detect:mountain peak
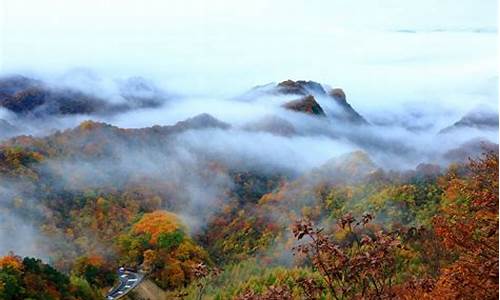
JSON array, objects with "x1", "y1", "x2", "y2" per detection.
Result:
[
  {"x1": 326, "y1": 87, "x2": 368, "y2": 125},
  {"x1": 276, "y1": 79, "x2": 326, "y2": 96},
  {"x1": 282, "y1": 95, "x2": 326, "y2": 116},
  {"x1": 329, "y1": 88, "x2": 346, "y2": 102},
  {"x1": 272, "y1": 80, "x2": 367, "y2": 124}
]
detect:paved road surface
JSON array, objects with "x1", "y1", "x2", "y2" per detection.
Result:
[{"x1": 106, "y1": 268, "x2": 144, "y2": 300}]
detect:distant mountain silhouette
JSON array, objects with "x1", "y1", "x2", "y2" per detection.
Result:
[
  {"x1": 243, "y1": 115, "x2": 297, "y2": 136},
  {"x1": 0, "y1": 75, "x2": 168, "y2": 117},
  {"x1": 439, "y1": 110, "x2": 498, "y2": 133}
]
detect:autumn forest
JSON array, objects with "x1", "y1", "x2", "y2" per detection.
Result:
[
  {"x1": 0, "y1": 74, "x2": 498, "y2": 300},
  {"x1": 1, "y1": 1, "x2": 499, "y2": 299}
]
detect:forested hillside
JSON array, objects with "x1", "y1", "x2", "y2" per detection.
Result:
[{"x1": 0, "y1": 113, "x2": 498, "y2": 299}]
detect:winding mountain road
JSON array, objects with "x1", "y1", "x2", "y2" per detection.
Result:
[{"x1": 106, "y1": 268, "x2": 144, "y2": 300}]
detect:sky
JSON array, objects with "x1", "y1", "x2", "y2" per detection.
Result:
[{"x1": 0, "y1": 0, "x2": 498, "y2": 114}]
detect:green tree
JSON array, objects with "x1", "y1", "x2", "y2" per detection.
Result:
[{"x1": 157, "y1": 230, "x2": 184, "y2": 250}]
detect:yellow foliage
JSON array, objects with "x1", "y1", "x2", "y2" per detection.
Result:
[
  {"x1": 142, "y1": 249, "x2": 157, "y2": 272},
  {"x1": 96, "y1": 197, "x2": 107, "y2": 207}
]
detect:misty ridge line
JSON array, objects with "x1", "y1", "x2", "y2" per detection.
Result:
[
  {"x1": 0, "y1": 72, "x2": 496, "y2": 130},
  {"x1": 0, "y1": 75, "x2": 497, "y2": 225},
  {"x1": 0, "y1": 72, "x2": 498, "y2": 198},
  {"x1": 0, "y1": 72, "x2": 498, "y2": 173}
]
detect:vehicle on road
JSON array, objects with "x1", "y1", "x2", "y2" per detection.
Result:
[{"x1": 106, "y1": 267, "x2": 144, "y2": 300}]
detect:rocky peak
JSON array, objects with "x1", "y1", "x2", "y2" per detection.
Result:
[
  {"x1": 327, "y1": 87, "x2": 368, "y2": 125},
  {"x1": 282, "y1": 95, "x2": 326, "y2": 116},
  {"x1": 329, "y1": 88, "x2": 346, "y2": 103},
  {"x1": 277, "y1": 80, "x2": 327, "y2": 96},
  {"x1": 273, "y1": 80, "x2": 368, "y2": 124}
]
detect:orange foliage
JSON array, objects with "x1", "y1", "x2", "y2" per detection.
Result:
[
  {"x1": 0, "y1": 254, "x2": 22, "y2": 270},
  {"x1": 133, "y1": 210, "x2": 181, "y2": 244},
  {"x1": 86, "y1": 255, "x2": 105, "y2": 267}
]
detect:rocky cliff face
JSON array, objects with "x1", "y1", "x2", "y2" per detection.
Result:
[{"x1": 282, "y1": 95, "x2": 326, "y2": 116}]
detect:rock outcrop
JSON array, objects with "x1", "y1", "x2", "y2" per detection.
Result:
[
  {"x1": 282, "y1": 95, "x2": 326, "y2": 116},
  {"x1": 249, "y1": 79, "x2": 368, "y2": 124}
]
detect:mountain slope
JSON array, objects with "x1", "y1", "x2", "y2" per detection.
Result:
[{"x1": 440, "y1": 110, "x2": 498, "y2": 133}]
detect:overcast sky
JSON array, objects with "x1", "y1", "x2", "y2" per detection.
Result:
[{"x1": 0, "y1": 0, "x2": 497, "y2": 114}]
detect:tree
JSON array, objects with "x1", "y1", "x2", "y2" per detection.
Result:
[
  {"x1": 0, "y1": 254, "x2": 99, "y2": 300},
  {"x1": 430, "y1": 152, "x2": 498, "y2": 299},
  {"x1": 117, "y1": 210, "x2": 209, "y2": 290},
  {"x1": 0, "y1": 267, "x2": 23, "y2": 300},
  {"x1": 132, "y1": 211, "x2": 181, "y2": 244},
  {"x1": 158, "y1": 230, "x2": 184, "y2": 250},
  {"x1": 72, "y1": 255, "x2": 115, "y2": 287},
  {"x1": 293, "y1": 213, "x2": 405, "y2": 299}
]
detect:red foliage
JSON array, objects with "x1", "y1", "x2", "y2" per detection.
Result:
[
  {"x1": 429, "y1": 152, "x2": 498, "y2": 299},
  {"x1": 235, "y1": 284, "x2": 293, "y2": 300}
]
